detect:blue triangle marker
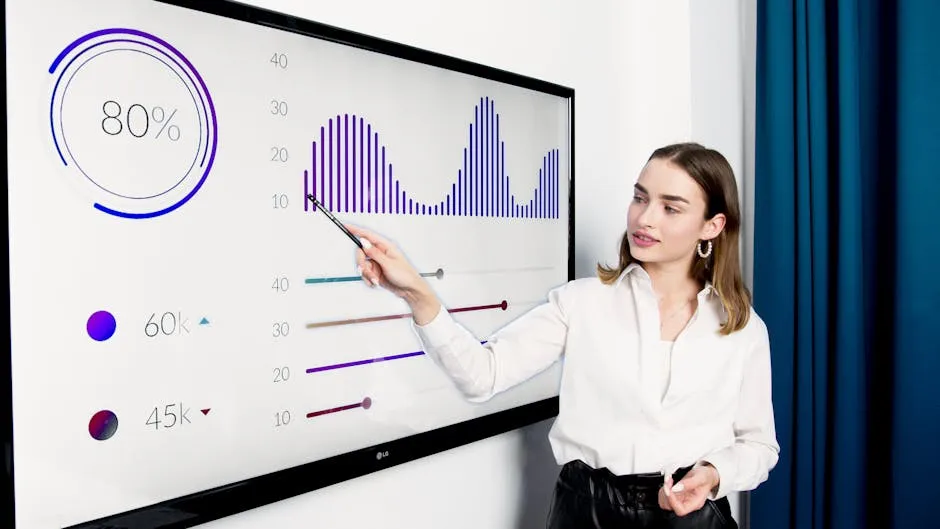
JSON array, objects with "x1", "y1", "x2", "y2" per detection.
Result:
[{"x1": 199, "y1": 317, "x2": 210, "y2": 325}]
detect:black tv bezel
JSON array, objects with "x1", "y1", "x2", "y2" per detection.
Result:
[{"x1": 1, "y1": 0, "x2": 576, "y2": 527}]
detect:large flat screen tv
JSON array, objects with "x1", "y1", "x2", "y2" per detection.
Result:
[{"x1": 2, "y1": 0, "x2": 575, "y2": 527}]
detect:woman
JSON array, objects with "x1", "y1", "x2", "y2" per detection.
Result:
[{"x1": 349, "y1": 142, "x2": 779, "y2": 528}]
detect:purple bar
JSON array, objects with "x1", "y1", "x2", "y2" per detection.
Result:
[
  {"x1": 306, "y1": 350, "x2": 425, "y2": 374},
  {"x1": 549, "y1": 152, "x2": 553, "y2": 218},
  {"x1": 367, "y1": 125, "x2": 371, "y2": 213},
  {"x1": 544, "y1": 154, "x2": 548, "y2": 217},
  {"x1": 539, "y1": 168, "x2": 544, "y2": 218},
  {"x1": 496, "y1": 114, "x2": 501, "y2": 217},
  {"x1": 304, "y1": 170, "x2": 309, "y2": 211},
  {"x1": 335, "y1": 116, "x2": 341, "y2": 211},
  {"x1": 387, "y1": 162, "x2": 392, "y2": 215},
  {"x1": 360, "y1": 118, "x2": 364, "y2": 212},
  {"x1": 311, "y1": 142, "x2": 316, "y2": 210},
  {"x1": 409, "y1": 198, "x2": 413, "y2": 214},
  {"x1": 381, "y1": 147, "x2": 386, "y2": 214},
  {"x1": 352, "y1": 117, "x2": 357, "y2": 212},
  {"x1": 469, "y1": 123, "x2": 474, "y2": 216},
  {"x1": 320, "y1": 128, "x2": 325, "y2": 205},
  {"x1": 553, "y1": 149, "x2": 557, "y2": 218},
  {"x1": 396, "y1": 180, "x2": 400, "y2": 214},
  {"x1": 489, "y1": 99, "x2": 494, "y2": 217},
  {"x1": 369, "y1": 132, "x2": 379, "y2": 213},
  {"x1": 502, "y1": 143, "x2": 507, "y2": 217},
  {"x1": 344, "y1": 114, "x2": 349, "y2": 212},
  {"x1": 462, "y1": 148, "x2": 467, "y2": 215},
  {"x1": 447, "y1": 194, "x2": 451, "y2": 215},
  {"x1": 477, "y1": 101, "x2": 482, "y2": 217},
  {"x1": 434, "y1": 205, "x2": 438, "y2": 215},
  {"x1": 549, "y1": 151, "x2": 553, "y2": 218},
  {"x1": 483, "y1": 98, "x2": 489, "y2": 217},
  {"x1": 328, "y1": 119, "x2": 333, "y2": 211}
]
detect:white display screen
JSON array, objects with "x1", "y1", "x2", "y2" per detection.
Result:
[{"x1": 4, "y1": 0, "x2": 572, "y2": 527}]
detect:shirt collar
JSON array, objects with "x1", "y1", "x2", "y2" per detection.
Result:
[{"x1": 615, "y1": 262, "x2": 719, "y2": 301}]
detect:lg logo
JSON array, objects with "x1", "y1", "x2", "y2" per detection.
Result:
[{"x1": 376, "y1": 450, "x2": 390, "y2": 460}]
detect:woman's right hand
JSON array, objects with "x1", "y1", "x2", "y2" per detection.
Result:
[{"x1": 346, "y1": 224, "x2": 441, "y2": 325}]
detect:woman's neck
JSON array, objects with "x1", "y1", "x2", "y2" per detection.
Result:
[{"x1": 641, "y1": 260, "x2": 701, "y2": 303}]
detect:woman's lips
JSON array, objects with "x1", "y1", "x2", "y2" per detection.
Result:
[{"x1": 631, "y1": 232, "x2": 659, "y2": 248}]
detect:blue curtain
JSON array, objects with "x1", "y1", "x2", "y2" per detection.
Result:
[{"x1": 751, "y1": 1, "x2": 940, "y2": 528}]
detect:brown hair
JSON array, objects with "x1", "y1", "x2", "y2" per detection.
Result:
[{"x1": 596, "y1": 142, "x2": 751, "y2": 334}]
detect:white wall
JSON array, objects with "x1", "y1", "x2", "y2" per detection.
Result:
[{"x1": 201, "y1": 1, "x2": 750, "y2": 527}]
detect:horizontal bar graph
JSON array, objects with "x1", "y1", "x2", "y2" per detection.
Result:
[
  {"x1": 306, "y1": 351, "x2": 424, "y2": 374},
  {"x1": 306, "y1": 397, "x2": 372, "y2": 419},
  {"x1": 302, "y1": 97, "x2": 561, "y2": 219},
  {"x1": 305, "y1": 300, "x2": 508, "y2": 329},
  {"x1": 305, "y1": 341, "x2": 488, "y2": 375},
  {"x1": 305, "y1": 268, "x2": 444, "y2": 285}
]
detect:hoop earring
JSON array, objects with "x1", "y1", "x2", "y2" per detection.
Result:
[{"x1": 697, "y1": 240, "x2": 713, "y2": 259}]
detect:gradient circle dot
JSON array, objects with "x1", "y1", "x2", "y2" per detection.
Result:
[
  {"x1": 88, "y1": 410, "x2": 119, "y2": 441},
  {"x1": 362, "y1": 397, "x2": 372, "y2": 410},
  {"x1": 87, "y1": 310, "x2": 116, "y2": 341}
]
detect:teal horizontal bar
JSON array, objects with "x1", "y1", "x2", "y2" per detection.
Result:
[{"x1": 305, "y1": 276, "x2": 361, "y2": 284}]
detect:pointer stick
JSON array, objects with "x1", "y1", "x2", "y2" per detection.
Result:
[{"x1": 305, "y1": 194, "x2": 371, "y2": 250}]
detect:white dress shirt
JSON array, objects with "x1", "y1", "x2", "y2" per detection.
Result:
[{"x1": 412, "y1": 263, "x2": 780, "y2": 500}]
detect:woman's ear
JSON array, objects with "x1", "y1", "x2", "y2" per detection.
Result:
[{"x1": 701, "y1": 213, "x2": 726, "y2": 240}]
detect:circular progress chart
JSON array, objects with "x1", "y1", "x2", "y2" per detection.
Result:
[{"x1": 48, "y1": 28, "x2": 218, "y2": 219}]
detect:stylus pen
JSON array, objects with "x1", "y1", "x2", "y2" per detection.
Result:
[{"x1": 306, "y1": 194, "x2": 364, "y2": 250}]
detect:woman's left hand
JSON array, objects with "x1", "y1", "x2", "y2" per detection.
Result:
[{"x1": 658, "y1": 463, "x2": 720, "y2": 516}]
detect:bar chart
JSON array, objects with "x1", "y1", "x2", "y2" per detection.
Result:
[{"x1": 302, "y1": 97, "x2": 561, "y2": 219}]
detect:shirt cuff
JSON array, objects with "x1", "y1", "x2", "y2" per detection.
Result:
[{"x1": 698, "y1": 450, "x2": 734, "y2": 500}]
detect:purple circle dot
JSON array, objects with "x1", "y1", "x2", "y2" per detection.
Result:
[
  {"x1": 88, "y1": 410, "x2": 118, "y2": 441},
  {"x1": 362, "y1": 397, "x2": 372, "y2": 410},
  {"x1": 87, "y1": 310, "x2": 116, "y2": 341}
]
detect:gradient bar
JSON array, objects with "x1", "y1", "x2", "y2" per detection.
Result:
[
  {"x1": 306, "y1": 351, "x2": 424, "y2": 374},
  {"x1": 306, "y1": 269, "x2": 442, "y2": 285},
  {"x1": 305, "y1": 300, "x2": 507, "y2": 329},
  {"x1": 306, "y1": 397, "x2": 371, "y2": 419}
]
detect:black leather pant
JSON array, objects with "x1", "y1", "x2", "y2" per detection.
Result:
[{"x1": 546, "y1": 460, "x2": 738, "y2": 529}]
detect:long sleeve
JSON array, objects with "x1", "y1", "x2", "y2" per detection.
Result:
[
  {"x1": 701, "y1": 316, "x2": 781, "y2": 499},
  {"x1": 411, "y1": 284, "x2": 570, "y2": 402}
]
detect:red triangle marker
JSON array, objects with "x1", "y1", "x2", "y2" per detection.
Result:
[{"x1": 201, "y1": 408, "x2": 211, "y2": 415}]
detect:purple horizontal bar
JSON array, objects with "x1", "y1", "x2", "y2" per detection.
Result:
[{"x1": 305, "y1": 350, "x2": 425, "y2": 373}]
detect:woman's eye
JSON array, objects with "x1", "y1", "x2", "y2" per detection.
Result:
[
  {"x1": 633, "y1": 195, "x2": 646, "y2": 203},
  {"x1": 665, "y1": 205, "x2": 679, "y2": 214}
]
